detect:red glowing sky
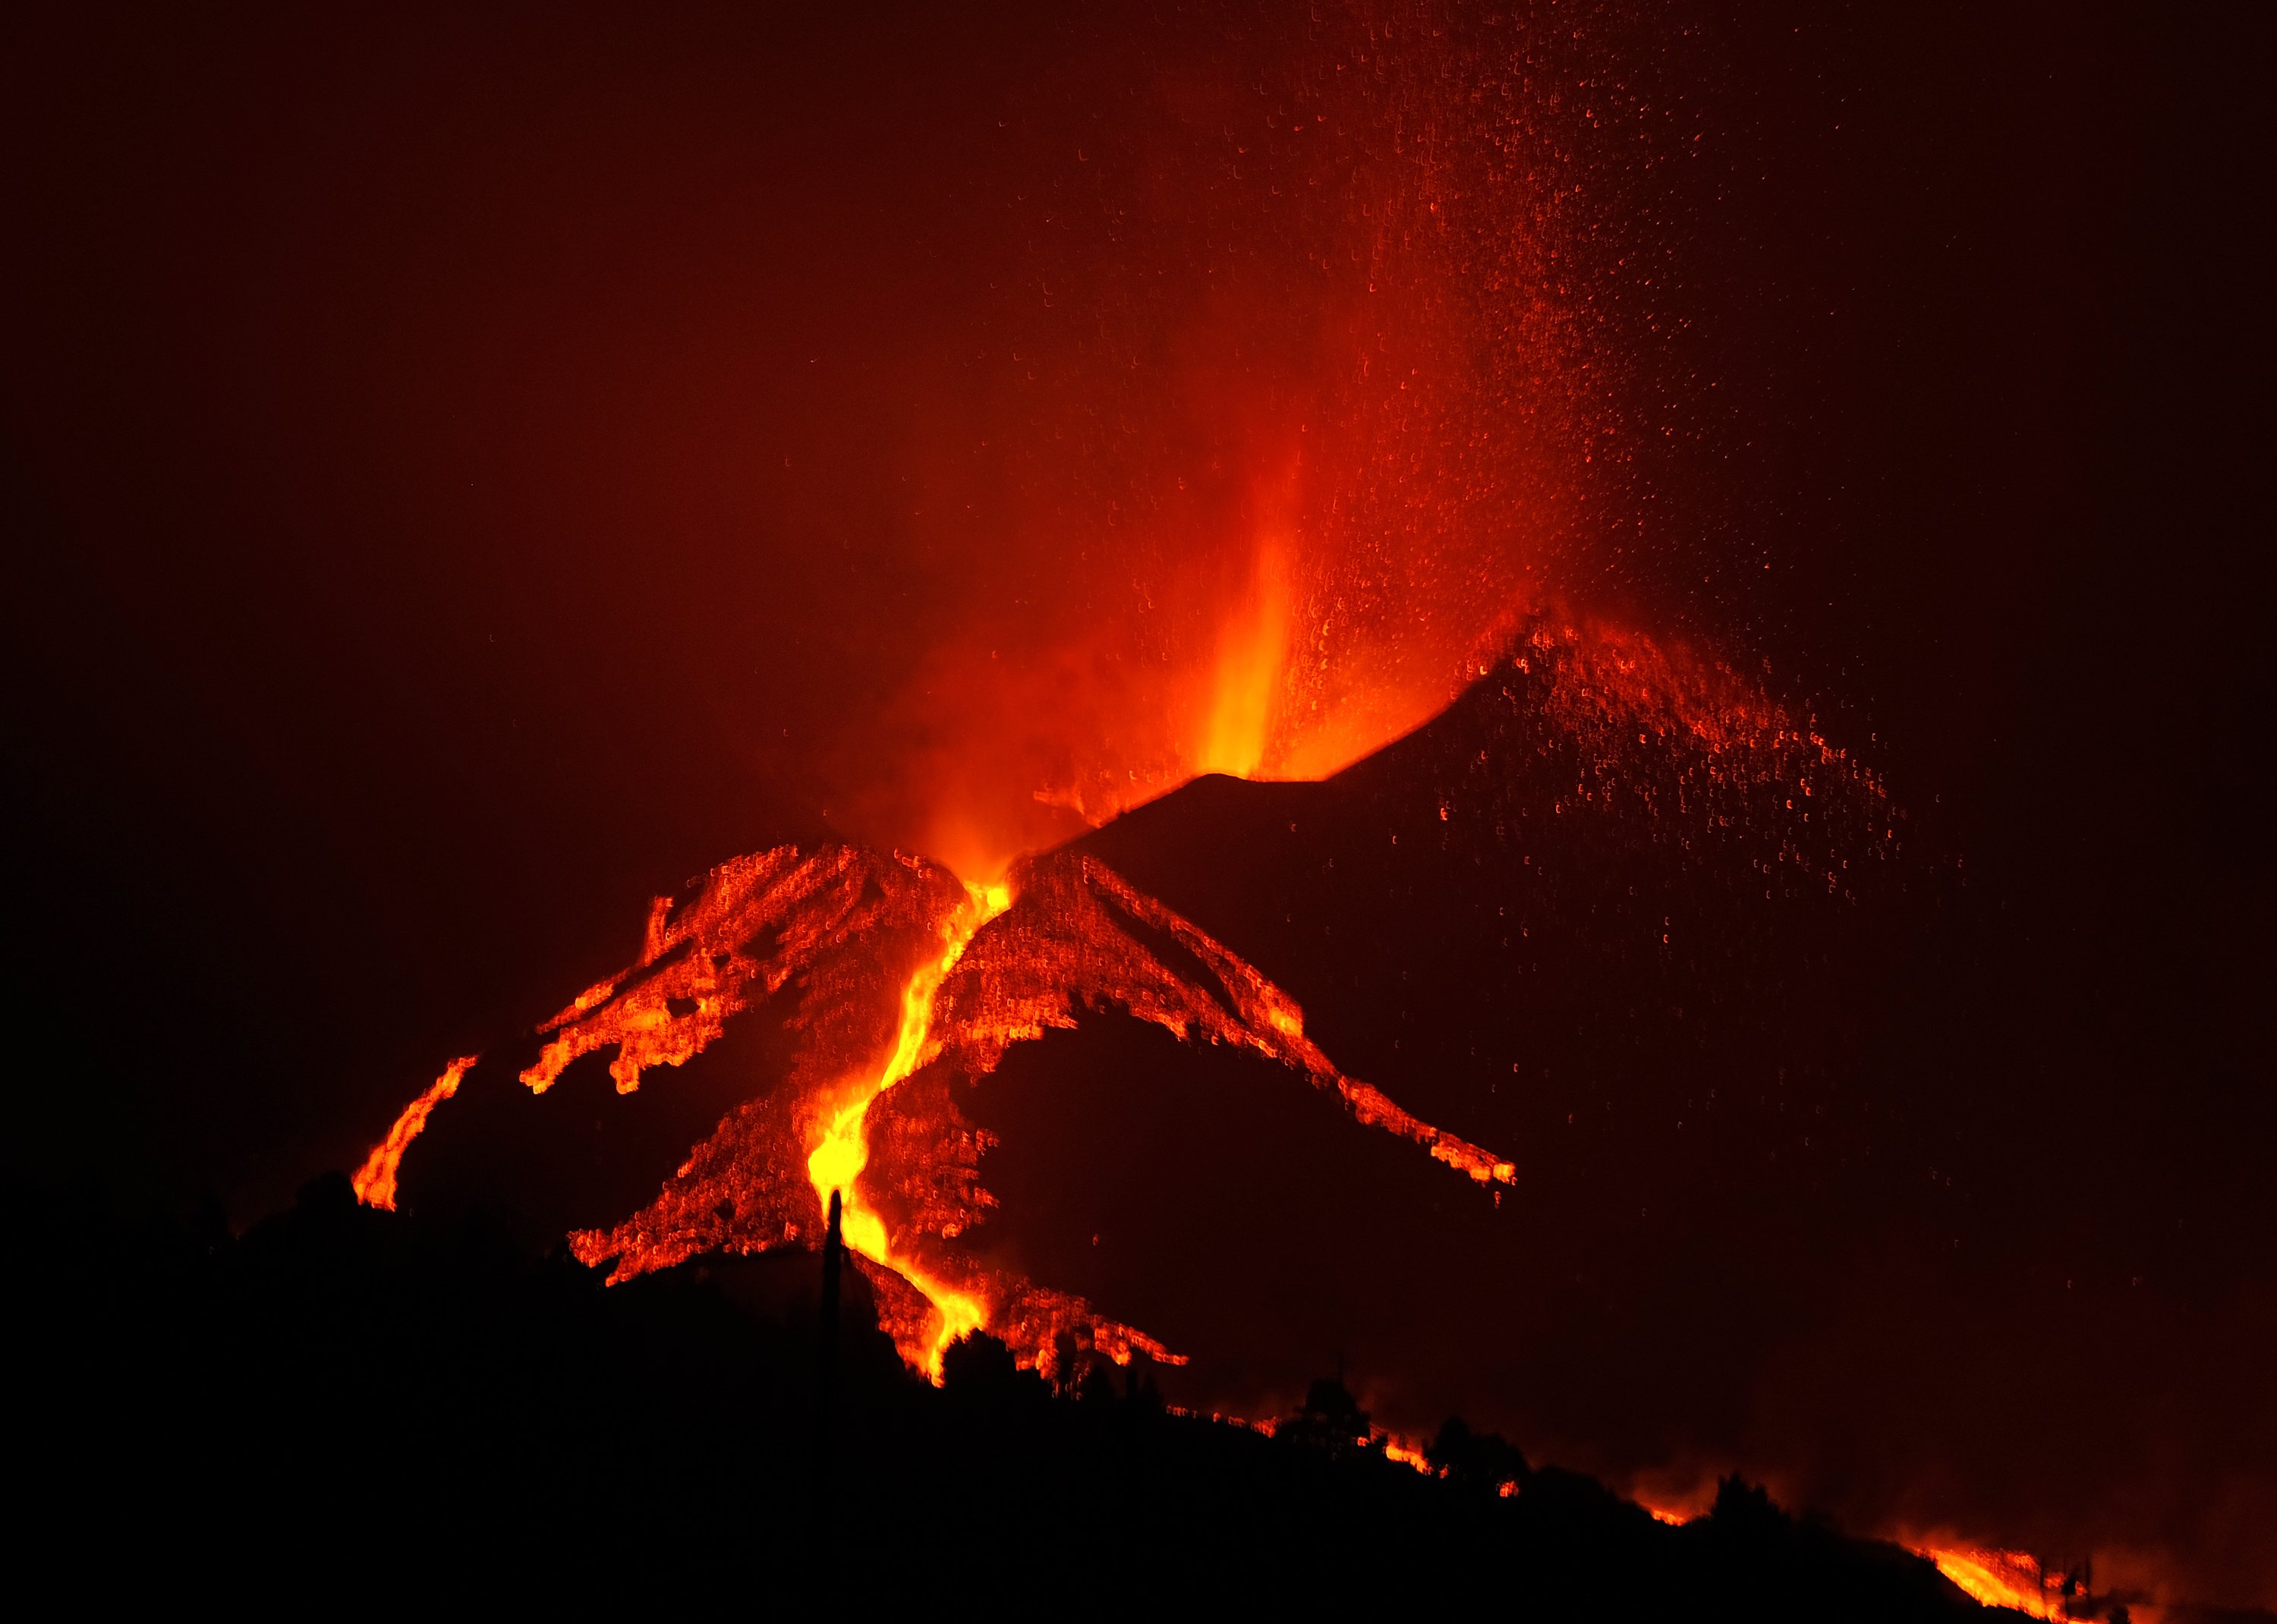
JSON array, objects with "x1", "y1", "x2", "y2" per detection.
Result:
[{"x1": 2, "y1": 2, "x2": 2270, "y2": 1607}]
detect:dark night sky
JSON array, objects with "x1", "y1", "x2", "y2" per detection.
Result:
[{"x1": 2, "y1": 2, "x2": 2270, "y2": 1588}]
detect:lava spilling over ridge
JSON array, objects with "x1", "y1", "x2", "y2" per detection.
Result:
[
  {"x1": 357, "y1": 616, "x2": 1897, "y2": 1390},
  {"x1": 359, "y1": 829, "x2": 1513, "y2": 1377}
]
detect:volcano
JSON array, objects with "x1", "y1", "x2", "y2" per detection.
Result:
[{"x1": 371, "y1": 615, "x2": 1928, "y2": 1425}]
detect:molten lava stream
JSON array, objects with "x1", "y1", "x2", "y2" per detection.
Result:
[
  {"x1": 1920, "y1": 1545, "x2": 2084, "y2": 1620},
  {"x1": 805, "y1": 877, "x2": 1011, "y2": 1379},
  {"x1": 350, "y1": 1055, "x2": 478, "y2": 1212}
]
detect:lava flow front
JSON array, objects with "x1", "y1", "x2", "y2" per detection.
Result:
[
  {"x1": 804, "y1": 877, "x2": 1009, "y2": 1377},
  {"x1": 348, "y1": 1055, "x2": 477, "y2": 1212}
]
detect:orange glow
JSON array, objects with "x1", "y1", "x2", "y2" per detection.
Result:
[
  {"x1": 1197, "y1": 528, "x2": 1293, "y2": 781},
  {"x1": 340, "y1": 622, "x2": 2125, "y2": 1588},
  {"x1": 804, "y1": 5, "x2": 1595, "y2": 883},
  {"x1": 349, "y1": 1055, "x2": 477, "y2": 1211},
  {"x1": 1381, "y1": 1437, "x2": 1434, "y2": 1474},
  {"x1": 489, "y1": 842, "x2": 1189, "y2": 1372},
  {"x1": 544, "y1": 837, "x2": 1510, "y2": 1373},
  {"x1": 804, "y1": 877, "x2": 1010, "y2": 1380},
  {"x1": 1923, "y1": 1545, "x2": 2077, "y2": 1618},
  {"x1": 351, "y1": 823, "x2": 1516, "y2": 1377},
  {"x1": 932, "y1": 850, "x2": 1517, "y2": 1188},
  {"x1": 376, "y1": 616, "x2": 1951, "y2": 1380},
  {"x1": 354, "y1": 618, "x2": 1932, "y2": 1393},
  {"x1": 1626, "y1": 1468, "x2": 1721, "y2": 1528}
]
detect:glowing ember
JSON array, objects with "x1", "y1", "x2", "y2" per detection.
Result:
[{"x1": 348, "y1": 1055, "x2": 477, "y2": 1211}]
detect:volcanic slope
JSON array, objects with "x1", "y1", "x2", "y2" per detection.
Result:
[
  {"x1": 382, "y1": 834, "x2": 1518, "y2": 1377},
  {"x1": 1064, "y1": 613, "x2": 1926, "y2": 1207},
  {"x1": 965, "y1": 615, "x2": 1947, "y2": 1444},
  {"x1": 385, "y1": 616, "x2": 1935, "y2": 1421}
]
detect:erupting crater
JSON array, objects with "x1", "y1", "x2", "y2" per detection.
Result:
[{"x1": 356, "y1": 616, "x2": 1899, "y2": 1401}]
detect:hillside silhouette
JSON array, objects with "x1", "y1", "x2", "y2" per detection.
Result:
[{"x1": 15, "y1": 1171, "x2": 2023, "y2": 1616}]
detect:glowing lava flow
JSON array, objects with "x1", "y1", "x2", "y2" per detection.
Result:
[
  {"x1": 353, "y1": 836, "x2": 1505, "y2": 1377},
  {"x1": 1923, "y1": 1545, "x2": 2092, "y2": 1619},
  {"x1": 349, "y1": 1055, "x2": 477, "y2": 1210},
  {"x1": 805, "y1": 878, "x2": 1011, "y2": 1378},
  {"x1": 352, "y1": 619, "x2": 1909, "y2": 1385}
]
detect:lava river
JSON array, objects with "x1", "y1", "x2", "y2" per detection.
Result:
[{"x1": 354, "y1": 838, "x2": 1513, "y2": 1380}]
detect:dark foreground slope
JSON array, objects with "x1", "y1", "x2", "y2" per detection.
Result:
[{"x1": 14, "y1": 1173, "x2": 2001, "y2": 1619}]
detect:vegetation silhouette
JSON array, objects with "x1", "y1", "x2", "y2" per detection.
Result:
[{"x1": 11, "y1": 1172, "x2": 2033, "y2": 1614}]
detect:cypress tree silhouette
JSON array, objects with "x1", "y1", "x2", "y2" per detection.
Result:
[{"x1": 815, "y1": 1188, "x2": 843, "y2": 1508}]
